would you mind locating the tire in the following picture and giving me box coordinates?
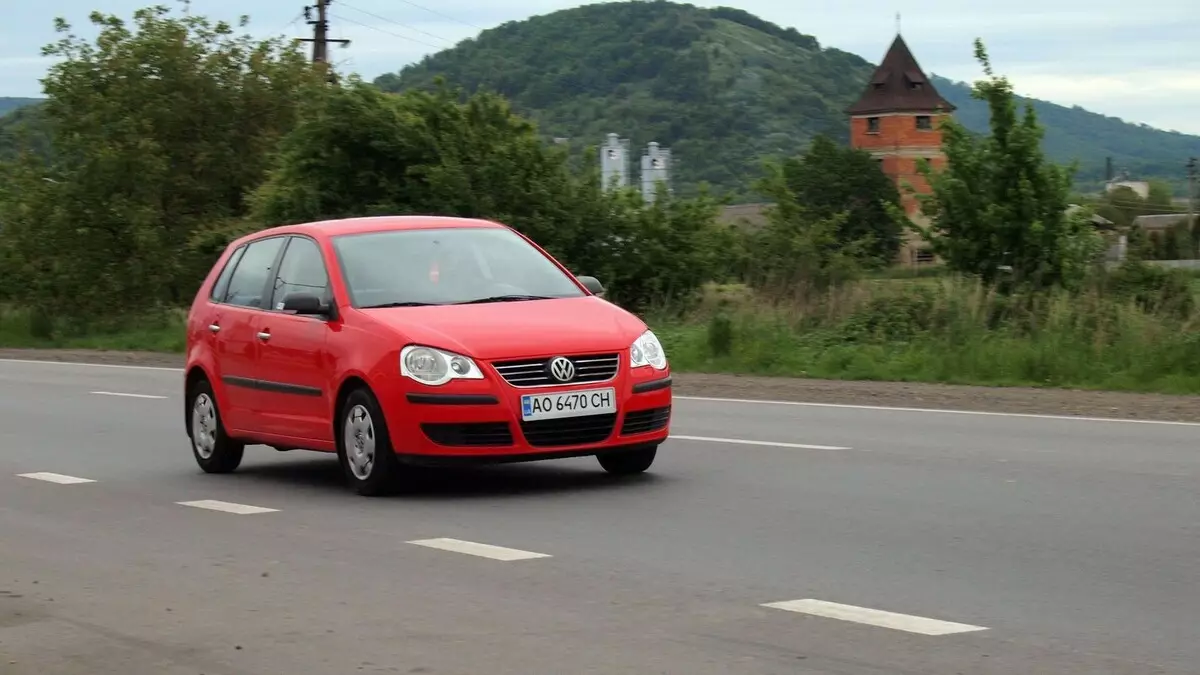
[597,444,657,475]
[336,387,401,496]
[187,378,245,474]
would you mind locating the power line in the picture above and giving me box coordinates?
[389,0,484,31]
[336,1,455,44]
[274,9,307,36]
[328,12,444,51]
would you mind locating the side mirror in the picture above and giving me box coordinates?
[577,275,605,297]
[282,292,332,317]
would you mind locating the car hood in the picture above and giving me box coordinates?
[364,296,647,360]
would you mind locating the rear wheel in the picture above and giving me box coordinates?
[597,444,657,475]
[336,387,401,496]
[187,379,244,474]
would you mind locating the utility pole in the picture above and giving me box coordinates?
[1188,157,1197,256]
[299,0,350,66]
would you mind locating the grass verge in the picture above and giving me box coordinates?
[2,271,1198,395]
[651,276,1200,395]
[0,306,186,352]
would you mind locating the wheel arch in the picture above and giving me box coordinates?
[184,365,213,437]
[332,374,373,440]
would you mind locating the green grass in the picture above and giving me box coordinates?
[651,277,1200,395]
[2,273,1199,395]
[0,306,186,352]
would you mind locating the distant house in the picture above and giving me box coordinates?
[1105,179,1150,200]
[1066,204,1115,229]
[1130,214,1195,231]
[716,203,771,229]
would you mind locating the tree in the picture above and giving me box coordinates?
[913,39,1104,290]
[0,4,320,328]
[776,134,906,267]
[749,159,867,290]
[251,78,583,259]
[251,78,731,310]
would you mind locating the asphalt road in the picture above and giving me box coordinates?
[1,358,1198,675]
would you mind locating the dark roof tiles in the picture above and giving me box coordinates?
[847,34,955,116]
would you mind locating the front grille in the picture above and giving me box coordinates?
[492,353,620,388]
[422,422,514,447]
[519,413,617,447]
[620,406,671,436]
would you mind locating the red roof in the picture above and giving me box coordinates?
[846,34,956,116]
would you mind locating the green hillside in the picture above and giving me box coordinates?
[0,97,42,117]
[933,77,1199,190]
[375,1,1200,200]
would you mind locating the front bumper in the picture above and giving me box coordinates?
[379,371,673,463]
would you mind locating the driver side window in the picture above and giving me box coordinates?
[223,236,286,309]
[270,236,330,310]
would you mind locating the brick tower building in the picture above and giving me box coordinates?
[847,34,954,264]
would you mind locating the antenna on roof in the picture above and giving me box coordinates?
[895,12,901,35]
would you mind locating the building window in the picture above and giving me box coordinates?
[867,117,880,133]
[915,115,932,130]
[913,248,936,264]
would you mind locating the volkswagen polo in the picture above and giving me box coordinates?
[183,216,672,495]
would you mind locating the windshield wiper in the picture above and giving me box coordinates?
[452,294,555,305]
[360,301,441,308]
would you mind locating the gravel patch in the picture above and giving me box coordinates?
[2,348,1197,423]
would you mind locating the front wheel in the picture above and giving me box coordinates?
[597,444,658,475]
[337,387,401,496]
[187,379,244,474]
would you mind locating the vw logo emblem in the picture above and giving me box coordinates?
[548,356,575,382]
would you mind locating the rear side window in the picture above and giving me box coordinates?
[222,236,286,309]
[270,236,330,309]
[209,245,246,302]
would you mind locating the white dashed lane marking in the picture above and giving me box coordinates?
[671,435,850,451]
[90,391,168,399]
[17,472,97,485]
[407,537,552,561]
[762,599,989,636]
[176,499,279,515]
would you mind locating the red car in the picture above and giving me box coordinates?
[183,216,672,495]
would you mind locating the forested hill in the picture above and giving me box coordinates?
[375,1,1200,200]
[0,98,42,117]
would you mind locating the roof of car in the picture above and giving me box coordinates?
[243,215,507,243]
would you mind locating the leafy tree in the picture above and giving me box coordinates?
[252,78,731,310]
[1124,224,1155,261]
[0,105,52,161]
[914,39,1104,290]
[748,159,867,290]
[0,4,320,328]
[777,134,905,266]
[252,79,582,255]
[1145,180,1175,209]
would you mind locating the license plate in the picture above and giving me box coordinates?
[520,387,616,422]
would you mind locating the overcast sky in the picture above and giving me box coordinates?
[2,0,1197,134]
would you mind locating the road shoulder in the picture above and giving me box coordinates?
[2,347,1198,423]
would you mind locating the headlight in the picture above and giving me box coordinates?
[400,345,484,386]
[629,330,667,370]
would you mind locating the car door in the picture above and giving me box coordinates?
[250,235,336,443]
[211,234,289,432]
[197,241,246,376]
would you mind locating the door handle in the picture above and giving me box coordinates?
[256,331,271,341]
[208,323,221,333]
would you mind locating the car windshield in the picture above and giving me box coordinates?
[331,226,587,308]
